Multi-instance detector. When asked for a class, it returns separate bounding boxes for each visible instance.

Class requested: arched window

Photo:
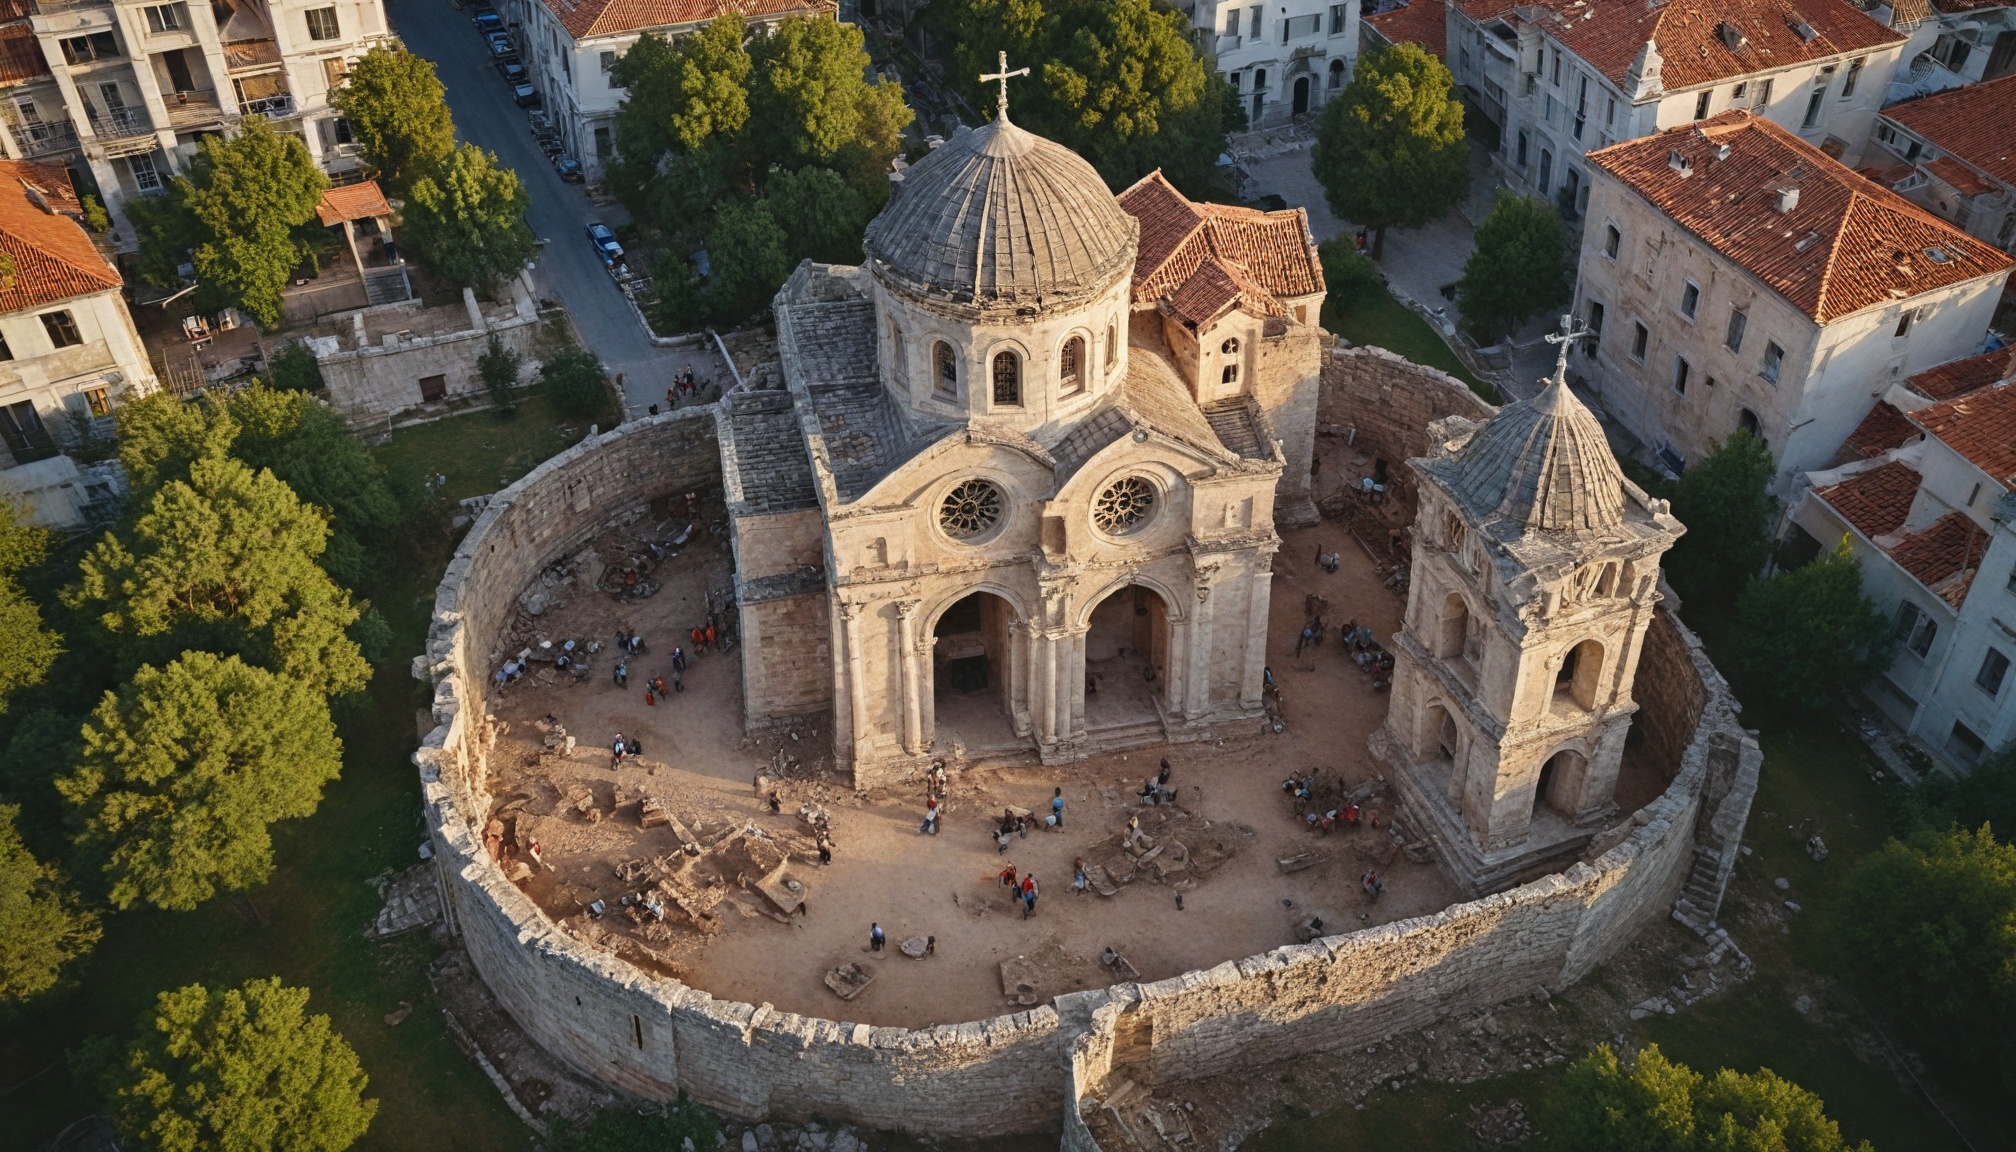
[934,342,957,398]
[1221,337,1240,354]
[992,351,1021,405]
[1328,58,1345,89]
[1556,639,1604,710]
[890,323,906,383]
[1106,321,1118,368]
[1221,364,1239,385]
[1059,336,1085,395]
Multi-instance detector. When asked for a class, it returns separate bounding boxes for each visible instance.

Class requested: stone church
[715,89,1327,786]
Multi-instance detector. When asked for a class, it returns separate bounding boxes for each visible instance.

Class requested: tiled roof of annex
[1839,401,1918,459]
[1525,0,1903,93]
[537,0,829,43]
[1884,73,2016,191]
[1586,113,2012,323]
[1116,171,1323,330]
[1814,458,1919,538]
[1904,346,2016,400]
[1365,0,1448,57]
[1909,379,2016,487]
[1890,511,1988,607]
[0,161,120,315]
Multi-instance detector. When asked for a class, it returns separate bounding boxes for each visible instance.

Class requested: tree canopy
[0,501,60,715]
[1729,537,1893,709]
[1311,43,1468,256]
[402,144,538,292]
[539,348,612,419]
[329,47,455,192]
[0,802,99,1004]
[747,16,909,181]
[1665,431,1776,601]
[107,977,376,1152]
[57,651,343,911]
[1455,194,1568,344]
[1558,1043,1872,1152]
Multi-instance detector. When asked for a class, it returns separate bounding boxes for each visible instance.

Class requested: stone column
[896,601,922,755]
[840,600,869,767]
[920,632,939,751]
[1063,629,1088,739]
[1007,621,1032,737]
[1239,561,1273,709]
[1036,630,1059,745]
[1185,579,1216,720]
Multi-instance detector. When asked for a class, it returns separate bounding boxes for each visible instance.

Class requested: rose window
[939,479,1004,539]
[1094,477,1156,535]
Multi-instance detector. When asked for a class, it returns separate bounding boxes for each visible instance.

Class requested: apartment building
[1792,346,2016,767]
[1190,0,1359,127]
[1862,72,2016,255]
[1444,0,1906,221]
[1886,0,2016,98]
[501,0,830,182]
[1572,113,2010,487]
[0,0,388,246]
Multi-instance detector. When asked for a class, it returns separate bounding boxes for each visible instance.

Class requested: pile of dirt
[1080,805,1251,897]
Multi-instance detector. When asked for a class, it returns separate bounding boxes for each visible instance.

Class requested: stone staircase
[365,265,412,306]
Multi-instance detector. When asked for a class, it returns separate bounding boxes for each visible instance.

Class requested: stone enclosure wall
[415,362,1757,1143]
[1318,346,1496,474]
[311,276,544,427]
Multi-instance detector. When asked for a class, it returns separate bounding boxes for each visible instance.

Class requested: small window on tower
[1059,335,1085,395]
[933,342,957,398]
[992,351,1021,406]
[1221,337,1240,354]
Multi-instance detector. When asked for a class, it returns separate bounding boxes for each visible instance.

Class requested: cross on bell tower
[1542,313,1593,391]
[979,50,1030,121]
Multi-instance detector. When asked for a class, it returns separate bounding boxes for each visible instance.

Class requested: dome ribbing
[1447,378,1628,532]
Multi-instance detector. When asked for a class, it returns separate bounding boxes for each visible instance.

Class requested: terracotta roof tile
[538,0,830,42]
[0,161,120,313]
[1531,0,1902,92]
[1923,156,1998,197]
[1365,0,1448,57]
[1889,511,1988,606]
[1117,171,1324,325]
[1884,73,2016,190]
[1160,254,1286,328]
[1909,379,2016,486]
[1840,401,1918,459]
[315,179,391,226]
[1855,162,1918,189]
[1929,0,2005,12]
[1586,113,2012,323]
[1905,346,2016,400]
[1815,458,1919,538]
[0,23,47,85]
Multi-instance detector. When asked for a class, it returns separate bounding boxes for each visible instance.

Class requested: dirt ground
[474,444,1459,1028]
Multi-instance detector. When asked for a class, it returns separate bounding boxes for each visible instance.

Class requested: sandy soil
[474,467,1458,1028]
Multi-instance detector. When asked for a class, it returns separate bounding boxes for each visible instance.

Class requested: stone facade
[310,277,543,427]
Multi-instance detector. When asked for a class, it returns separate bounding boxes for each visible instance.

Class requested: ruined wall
[1626,601,1712,784]
[1319,346,1495,472]
[314,279,545,428]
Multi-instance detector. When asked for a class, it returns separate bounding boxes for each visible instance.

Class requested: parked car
[586,222,623,265]
[513,83,541,108]
[554,156,584,183]
[473,10,503,33]
[499,61,528,84]
[486,32,517,59]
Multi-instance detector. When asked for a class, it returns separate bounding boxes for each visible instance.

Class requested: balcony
[222,37,282,72]
[12,119,77,157]
[163,87,222,128]
[238,91,294,118]
[86,105,154,155]
[1214,32,1241,53]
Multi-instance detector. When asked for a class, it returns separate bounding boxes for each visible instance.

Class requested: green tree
[1908,740,2016,837]
[1665,431,1776,601]
[765,164,872,266]
[1455,194,1568,344]
[1729,537,1894,709]
[648,249,706,334]
[539,348,612,419]
[1318,238,1384,312]
[477,335,523,415]
[173,117,329,328]
[80,194,112,234]
[1311,43,1469,258]
[402,144,538,292]
[703,199,790,322]
[70,455,369,694]
[1559,1044,1872,1152]
[266,342,325,393]
[116,391,235,497]
[1829,826,2016,1090]
[611,19,751,161]
[0,501,60,714]
[748,16,910,182]
[57,651,342,911]
[0,803,99,1004]
[106,977,376,1152]
[329,47,456,191]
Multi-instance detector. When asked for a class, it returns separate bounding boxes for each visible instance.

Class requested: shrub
[540,348,611,419]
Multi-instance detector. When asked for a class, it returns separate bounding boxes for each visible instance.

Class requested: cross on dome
[980,50,1030,121]
[1542,312,1594,389]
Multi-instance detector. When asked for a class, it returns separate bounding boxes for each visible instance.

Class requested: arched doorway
[932,591,1022,752]
[1292,75,1311,115]
[1534,748,1586,817]
[1553,639,1604,711]
[1082,583,1170,731]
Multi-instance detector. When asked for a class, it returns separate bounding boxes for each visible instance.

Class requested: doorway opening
[1292,75,1311,115]
[1535,748,1585,817]
[1083,584,1169,730]
[932,591,1019,751]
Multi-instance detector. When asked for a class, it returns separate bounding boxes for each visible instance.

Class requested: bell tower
[1375,320,1685,894]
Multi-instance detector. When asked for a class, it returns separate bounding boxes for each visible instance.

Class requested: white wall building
[1190,0,1358,128]
[1571,113,2011,488]
[1863,72,2016,256]
[0,0,389,248]
[1885,0,2016,99]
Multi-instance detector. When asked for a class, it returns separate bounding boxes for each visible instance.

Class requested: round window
[939,479,1005,540]
[1094,476,1156,536]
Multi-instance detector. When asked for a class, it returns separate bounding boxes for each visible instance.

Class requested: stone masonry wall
[1318,346,1496,473]
[1626,603,1711,785]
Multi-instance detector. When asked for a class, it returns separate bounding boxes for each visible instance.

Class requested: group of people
[996,863,1041,918]
[665,369,708,408]
[1136,758,1175,806]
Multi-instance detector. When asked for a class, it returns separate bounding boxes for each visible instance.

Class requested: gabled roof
[1884,73,2016,191]
[315,180,391,226]
[1929,0,2010,13]
[1909,379,2016,486]
[0,161,121,315]
[1839,401,1918,459]
[1586,113,2012,323]
[1814,458,1919,538]
[1364,0,1448,57]
[1532,0,1902,94]
[1904,346,2016,401]
[538,0,830,43]
[1116,171,1323,330]
[1890,511,1988,606]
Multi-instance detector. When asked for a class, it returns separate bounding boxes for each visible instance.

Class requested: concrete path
[386,0,723,418]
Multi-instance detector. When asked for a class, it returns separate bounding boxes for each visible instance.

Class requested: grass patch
[1324,288,1495,403]
[377,393,597,507]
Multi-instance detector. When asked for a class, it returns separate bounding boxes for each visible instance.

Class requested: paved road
[385,0,720,416]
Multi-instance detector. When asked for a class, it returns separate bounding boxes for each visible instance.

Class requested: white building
[1792,346,2016,766]
[1441,0,1907,221]
[1571,113,2011,487]
[1189,0,1358,127]
[0,159,153,526]
[0,0,390,248]
[1862,72,2016,255]
[1885,0,2016,99]
[500,0,830,182]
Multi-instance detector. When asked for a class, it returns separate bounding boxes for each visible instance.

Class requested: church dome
[1446,378,1628,532]
[865,117,1138,309]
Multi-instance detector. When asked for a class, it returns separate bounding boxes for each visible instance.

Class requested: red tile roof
[0,161,121,314]
[1840,401,1918,459]
[1365,0,1448,58]
[1923,156,1998,197]
[1890,511,1988,606]
[1905,346,2016,401]
[0,24,47,85]
[1929,0,2006,12]
[1884,73,2016,191]
[1533,0,1902,93]
[315,179,391,226]
[539,0,830,42]
[1586,113,2013,323]
[1117,171,1324,328]
[1910,379,2016,486]
[1815,459,1919,538]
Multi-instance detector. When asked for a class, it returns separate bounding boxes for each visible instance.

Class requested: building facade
[1572,113,2011,487]
[501,0,829,182]
[1190,0,1358,128]
[716,104,1326,786]
[0,0,389,247]
[1864,72,2016,256]
[1886,0,2016,98]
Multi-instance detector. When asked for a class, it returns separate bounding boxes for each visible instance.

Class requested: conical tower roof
[1446,377,1627,532]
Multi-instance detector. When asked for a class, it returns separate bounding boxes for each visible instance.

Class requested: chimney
[1669,150,1694,176]
[1774,185,1800,212]
[1715,143,1733,161]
